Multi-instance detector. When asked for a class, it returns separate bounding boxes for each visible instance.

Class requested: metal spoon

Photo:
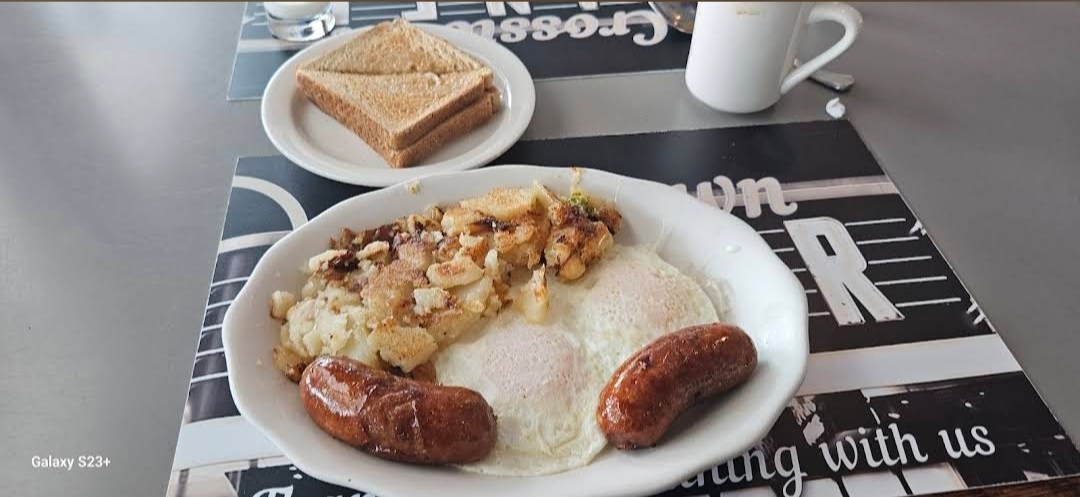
[649,1,855,92]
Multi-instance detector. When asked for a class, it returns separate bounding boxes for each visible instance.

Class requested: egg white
[435,244,721,476]
[572,245,720,372]
[435,307,609,475]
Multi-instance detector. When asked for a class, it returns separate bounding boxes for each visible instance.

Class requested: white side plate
[262,24,536,187]
[224,166,808,497]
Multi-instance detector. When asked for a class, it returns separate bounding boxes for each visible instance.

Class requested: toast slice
[371,89,502,168]
[297,68,494,149]
[303,19,485,75]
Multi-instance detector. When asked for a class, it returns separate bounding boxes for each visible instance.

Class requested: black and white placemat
[167,120,1080,497]
[229,1,687,100]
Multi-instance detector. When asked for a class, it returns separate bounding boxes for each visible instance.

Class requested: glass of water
[264,2,336,42]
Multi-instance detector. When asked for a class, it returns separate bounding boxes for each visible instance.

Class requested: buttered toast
[297,69,493,149]
[295,19,503,168]
[302,19,487,75]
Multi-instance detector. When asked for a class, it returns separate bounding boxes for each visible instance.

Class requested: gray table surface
[2,2,1078,495]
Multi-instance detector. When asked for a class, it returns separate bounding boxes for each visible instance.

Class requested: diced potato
[515,266,549,323]
[283,299,317,353]
[458,233,490,264]
[548,200,579,227]
[424,307,481,345]
[339,335,380,368]
[322,283,362,307]
[483,249,505,280]
[558,255,587,281]
[493,213,549,268]
[307,249,349,273]
[342,305,370,333]
[361,260,427,324]
[301,328,323,357]
[367,324,438,372]
[421,230,444,244]
[454,276,494,313]
[356,241,390,260]
[531,181,560,209]
[315,312,349,353]
[434,235,462,262]
[545,220,613,281]
[300,278,326,299]
[272,346,307,383]
[492,221,536,250]
[459,187,538,221]
[580,222,614,263]
[441,206,486,236]
[413,287,451,316]
[426,255,484,288]
[594,205,623,234]
[423,205,444,223]
[396,239,435,271]
[270,291,297,320]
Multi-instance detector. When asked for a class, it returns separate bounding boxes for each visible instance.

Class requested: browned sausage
[596,323,758,449]
[300,355,496,464]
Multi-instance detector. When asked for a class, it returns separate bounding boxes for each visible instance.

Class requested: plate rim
[260,23,536,187]
[224,165,809,497]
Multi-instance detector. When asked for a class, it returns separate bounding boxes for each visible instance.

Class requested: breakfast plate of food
[262,20,536,187]
[223,165,808,497]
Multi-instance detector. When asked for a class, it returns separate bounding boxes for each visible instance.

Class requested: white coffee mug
[685,2,863,113]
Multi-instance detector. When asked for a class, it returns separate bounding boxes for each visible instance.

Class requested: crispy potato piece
[360,259,427,325]
[457,233,491,265]
[406,213,441,233]
[546,220,613,281]
[395,238,435,271]
[441,206,487,236]
[434,235,462,262]
[272,345,308,383]
[454,276,495,314]
[270,291,297,320]
[514,266,549,323]
[307,249,349,274]
[594,205,623,235]
[459,187,539,221]
[426,255,484,288]
[366,324,438,372]
[493,212,549,268]
[531,182,560,208]
[413,287,451,316]
[339,333,380,368]
[482,249,506,280]
[356,241,390,261]
[559,255,587,281]
[424,306,481,345]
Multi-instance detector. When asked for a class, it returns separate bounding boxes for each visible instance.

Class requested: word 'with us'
[820,423,996,471]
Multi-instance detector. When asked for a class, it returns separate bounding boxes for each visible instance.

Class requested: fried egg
[435,310,609,475]
[435,244,722,476]
[573,245,721,369]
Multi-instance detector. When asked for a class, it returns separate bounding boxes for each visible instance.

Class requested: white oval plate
[224,166,808,497]
[261,24,536,187]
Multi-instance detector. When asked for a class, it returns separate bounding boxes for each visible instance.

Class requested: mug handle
[780,2,863,95]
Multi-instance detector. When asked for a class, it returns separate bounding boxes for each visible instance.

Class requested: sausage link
[300,355,496,464]
[596,323,758,449]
